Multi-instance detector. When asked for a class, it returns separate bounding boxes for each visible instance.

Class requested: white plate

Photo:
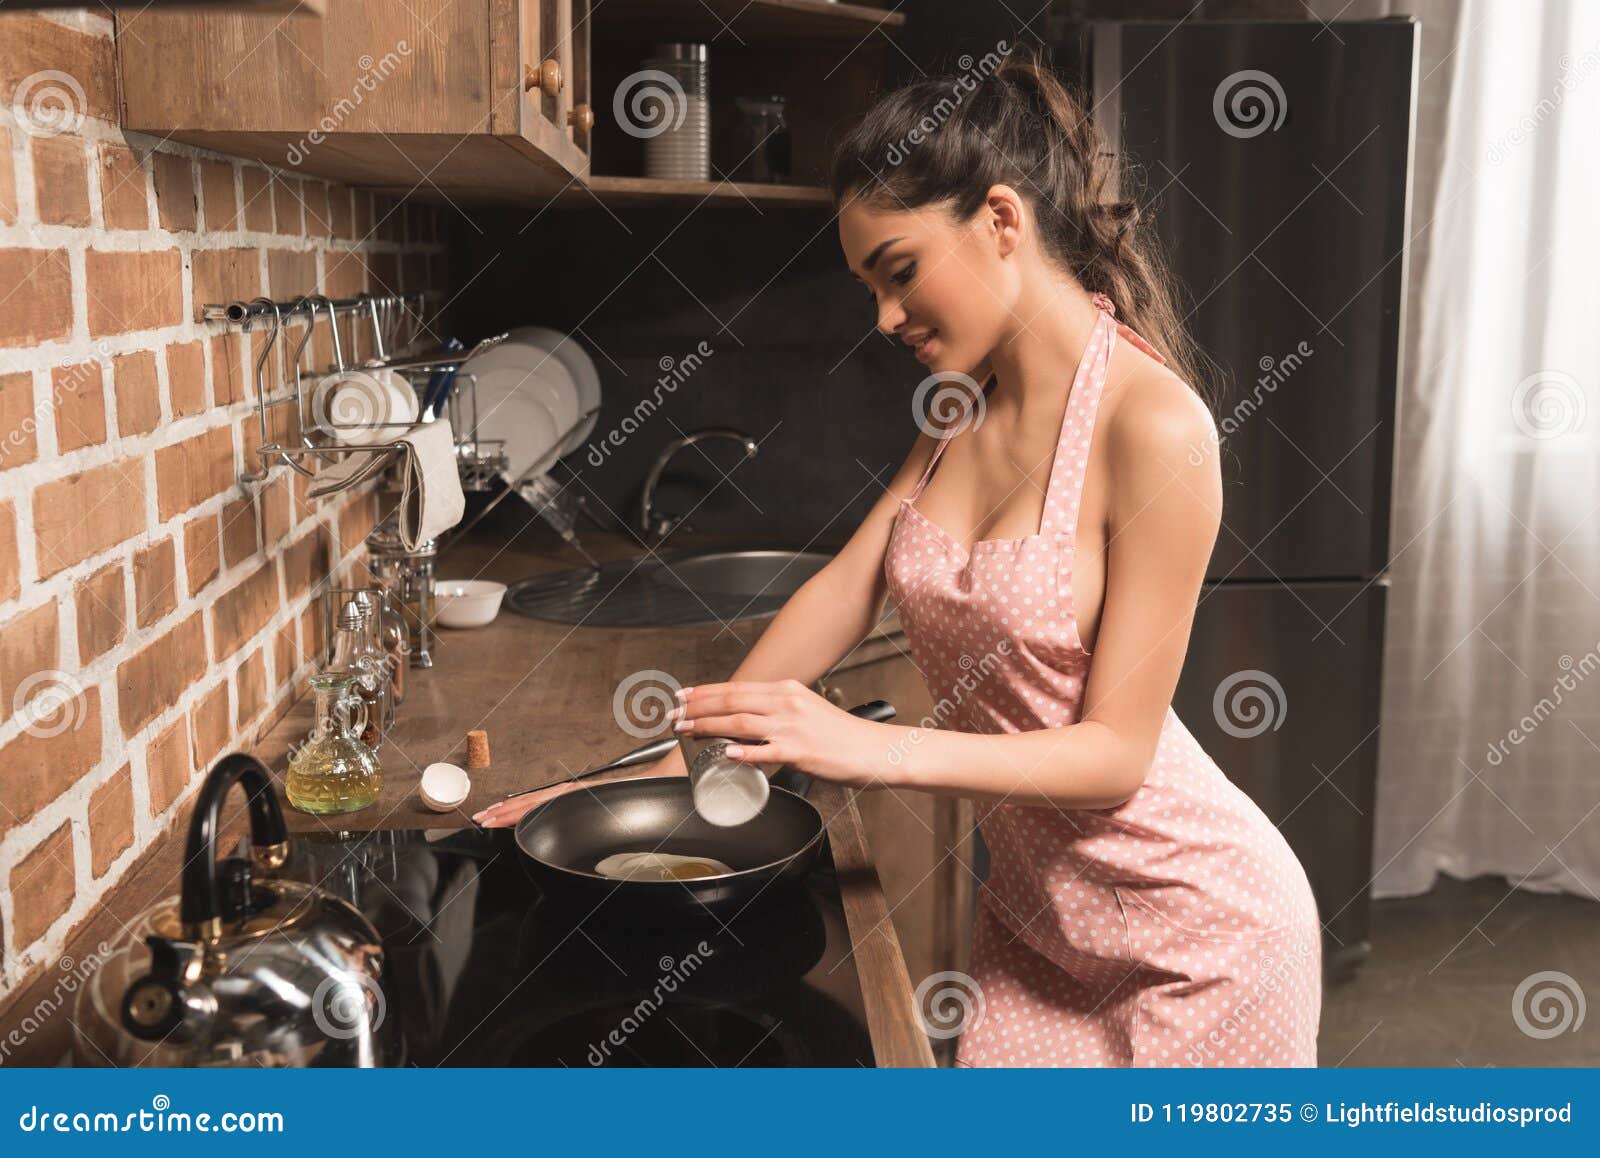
[469,369,561,484]
[504,327,601,454]
[460,341,581,451]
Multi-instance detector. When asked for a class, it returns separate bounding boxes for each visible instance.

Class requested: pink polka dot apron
[885,294,1322,1067]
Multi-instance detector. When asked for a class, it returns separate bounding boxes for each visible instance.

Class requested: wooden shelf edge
[593,0,907,39]
[570,174,834,208]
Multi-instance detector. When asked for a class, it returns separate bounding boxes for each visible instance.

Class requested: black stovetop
[284,827,875,1067]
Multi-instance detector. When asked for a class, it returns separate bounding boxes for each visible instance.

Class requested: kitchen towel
[308,417,465,549]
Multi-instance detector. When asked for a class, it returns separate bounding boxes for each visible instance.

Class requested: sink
[505,549,833,628]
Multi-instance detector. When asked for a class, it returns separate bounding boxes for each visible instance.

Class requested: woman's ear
[984,184,1027,258]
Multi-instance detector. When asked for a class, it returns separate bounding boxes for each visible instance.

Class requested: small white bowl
[419,762,471,811]
[434,579,506,628]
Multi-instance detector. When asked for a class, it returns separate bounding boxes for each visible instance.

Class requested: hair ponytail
[830,44,1209,403]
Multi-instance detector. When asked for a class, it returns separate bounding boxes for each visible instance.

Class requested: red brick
[0,500,18,602]
[266,249,317,300]
[282,523,330,601]
[274,622,298,690]
[198,157,237,231]
[88,764,134,878]
[303,181,332,237]
[0,370,39,470]
[133,537,177,628]
[209,330,246,407]
[240,165,273,231]
[272,174,302,235]
[191,247,260,317]
[220,495,260,566]
[154,424,234,520]
[0,686,101,841]
[190,680,230,768]
[0,249,71,347]
[236,648,266,730]
[262,476,292,546]
[85,249,183,336]
[0,15,119,124]
[300,602,325,665]
[0,125,15,225]
[182,512,219,595]
[210,560,278,661]
[31,134,88,225]
[328,184,353,239]
[145,715,192,818]
[75,560,126,665]
[151,150,197,231]
[112,349,161,437]
[323,250,367,300]
[33,459,146,577]
[97,139,150,230]
[0,599,58,724]
[51,360,107,453]
[166,339,207,418]
[116,611,205,738]
[8,823,76,950]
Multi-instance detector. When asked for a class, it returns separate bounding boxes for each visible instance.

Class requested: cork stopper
[465,728,491,769]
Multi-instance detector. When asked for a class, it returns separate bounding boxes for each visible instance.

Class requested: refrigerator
[1078,18,1419,982]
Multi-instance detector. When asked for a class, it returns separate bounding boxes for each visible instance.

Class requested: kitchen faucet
[638,428,759,543]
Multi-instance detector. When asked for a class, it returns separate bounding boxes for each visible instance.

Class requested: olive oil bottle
[285,673,382,814]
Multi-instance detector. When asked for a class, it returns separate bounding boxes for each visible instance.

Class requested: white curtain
[1360,0,1600,899]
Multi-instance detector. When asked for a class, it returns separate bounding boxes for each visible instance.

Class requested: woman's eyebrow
[853,235,907,276]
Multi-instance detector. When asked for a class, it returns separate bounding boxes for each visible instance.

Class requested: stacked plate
[457,328,601,487]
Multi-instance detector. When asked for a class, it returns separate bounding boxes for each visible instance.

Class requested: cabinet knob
[568,103,594,135]
[525,58,563,98]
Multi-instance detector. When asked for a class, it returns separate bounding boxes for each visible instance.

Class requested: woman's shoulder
[1101,353,1218,472]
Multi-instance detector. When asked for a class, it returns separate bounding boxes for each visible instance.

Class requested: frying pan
[514,700,896,925]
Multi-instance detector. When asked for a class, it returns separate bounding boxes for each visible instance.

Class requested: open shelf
[566,175,833,208]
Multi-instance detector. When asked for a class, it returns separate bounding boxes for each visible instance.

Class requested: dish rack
[207,293,598,511]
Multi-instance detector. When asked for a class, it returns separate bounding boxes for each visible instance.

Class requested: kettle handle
[180,752,290,934]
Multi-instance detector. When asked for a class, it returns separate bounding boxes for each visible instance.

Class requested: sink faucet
[639,427,759,542]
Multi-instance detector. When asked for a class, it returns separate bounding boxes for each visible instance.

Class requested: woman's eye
[891,261,917,286]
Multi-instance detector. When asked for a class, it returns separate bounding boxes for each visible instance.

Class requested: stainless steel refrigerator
[1079,18,1419,981]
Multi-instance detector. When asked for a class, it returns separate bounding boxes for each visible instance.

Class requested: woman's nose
[877,298,906,336]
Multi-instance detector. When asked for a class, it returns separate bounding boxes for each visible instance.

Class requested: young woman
[476,48,1322,1067]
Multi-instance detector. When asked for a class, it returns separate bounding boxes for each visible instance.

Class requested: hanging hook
[239,297,282,484]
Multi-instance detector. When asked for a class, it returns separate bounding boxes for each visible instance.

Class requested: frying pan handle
[774,700,898,799]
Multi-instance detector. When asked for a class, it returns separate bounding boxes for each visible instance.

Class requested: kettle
[73,753,396,1067]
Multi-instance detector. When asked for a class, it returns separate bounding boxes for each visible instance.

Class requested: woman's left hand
[668,679,899,789]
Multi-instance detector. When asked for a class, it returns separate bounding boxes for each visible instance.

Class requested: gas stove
[284,826,876,1067]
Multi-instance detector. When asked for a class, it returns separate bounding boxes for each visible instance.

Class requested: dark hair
[829,44,1207,402]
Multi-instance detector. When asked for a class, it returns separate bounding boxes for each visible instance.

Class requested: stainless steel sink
[506,549,833,628]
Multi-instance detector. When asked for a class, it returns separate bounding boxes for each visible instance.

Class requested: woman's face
[838,188,1022,377]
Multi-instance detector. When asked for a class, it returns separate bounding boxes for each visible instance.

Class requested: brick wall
[0,11,448,1001]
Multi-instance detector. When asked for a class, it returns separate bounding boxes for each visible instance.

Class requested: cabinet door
[509,0,590,165]
[817,652,975,1057]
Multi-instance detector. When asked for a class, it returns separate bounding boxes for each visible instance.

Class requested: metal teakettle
[73,752,396,1067]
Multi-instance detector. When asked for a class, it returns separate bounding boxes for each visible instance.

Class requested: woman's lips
[911,330,939,364]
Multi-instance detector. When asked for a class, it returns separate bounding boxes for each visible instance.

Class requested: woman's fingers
[470,782,571,828]
[675,712,775,741]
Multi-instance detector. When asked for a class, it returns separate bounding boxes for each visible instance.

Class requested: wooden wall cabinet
[116,0,593,204]
[115,0,904,207]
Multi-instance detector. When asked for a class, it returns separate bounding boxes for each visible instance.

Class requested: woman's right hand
[470,753,685,828]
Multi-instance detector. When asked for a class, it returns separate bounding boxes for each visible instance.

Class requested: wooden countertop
[0,516,933,1068]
